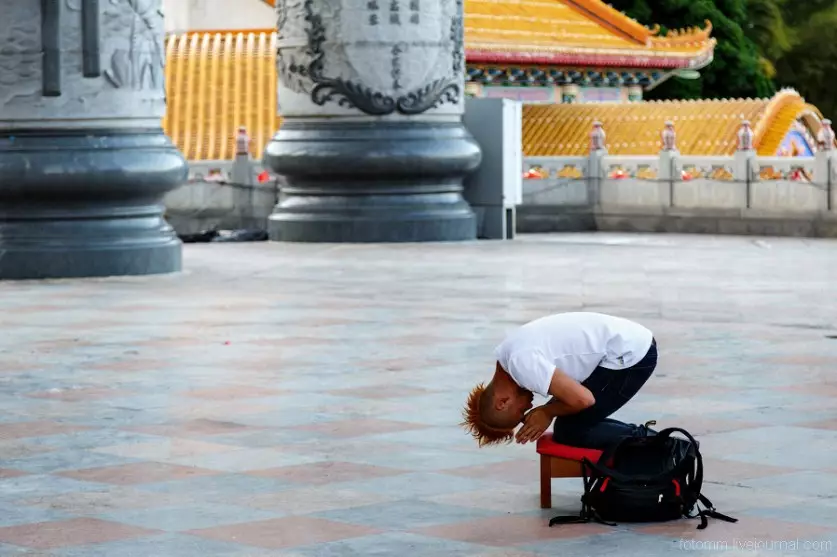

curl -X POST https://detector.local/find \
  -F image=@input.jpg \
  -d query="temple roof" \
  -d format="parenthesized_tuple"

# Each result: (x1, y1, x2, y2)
(163, 28, 794, 163)
(523, 89, 827, 157)
(162, 17, 713, 161)
(257, 0, 715, 68)
(465, 0, 715, 68)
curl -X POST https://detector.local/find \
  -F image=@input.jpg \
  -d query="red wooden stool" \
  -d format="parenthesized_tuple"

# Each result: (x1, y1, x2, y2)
(537, 433, 603, 509)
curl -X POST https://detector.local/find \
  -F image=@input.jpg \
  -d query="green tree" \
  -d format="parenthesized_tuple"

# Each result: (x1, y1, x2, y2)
(607, 0, 774, 100)
(742, 0, 793, 75)
(772, 3, 837, 119)
(777, 0, 834, 26)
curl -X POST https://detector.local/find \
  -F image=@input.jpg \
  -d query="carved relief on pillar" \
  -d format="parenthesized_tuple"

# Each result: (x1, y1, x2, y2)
(0, 0, 166, 128)
(275, 0, 464, 118)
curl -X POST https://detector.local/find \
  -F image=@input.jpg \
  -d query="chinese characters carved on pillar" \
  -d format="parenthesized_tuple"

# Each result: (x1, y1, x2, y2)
(368, 1, 420, 27)
(367, 0, 379, 25)
(409, 0, 420, 24)
(389, 0, 399, 25)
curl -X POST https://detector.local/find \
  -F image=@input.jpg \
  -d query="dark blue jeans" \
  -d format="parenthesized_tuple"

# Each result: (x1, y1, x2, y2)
(551, 339, 657, 449)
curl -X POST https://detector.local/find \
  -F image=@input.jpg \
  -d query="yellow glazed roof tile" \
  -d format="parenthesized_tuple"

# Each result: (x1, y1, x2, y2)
(465, 0, 714, 67)
(522, 90, 825, 157)
(163, 30, 279, 162)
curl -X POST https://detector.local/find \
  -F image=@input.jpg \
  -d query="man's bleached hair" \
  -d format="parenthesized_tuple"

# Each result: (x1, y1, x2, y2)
(460, 382, 515, 447)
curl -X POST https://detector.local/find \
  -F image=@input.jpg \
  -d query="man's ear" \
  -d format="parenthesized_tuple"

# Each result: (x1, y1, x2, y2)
(494, 393, 512, 411)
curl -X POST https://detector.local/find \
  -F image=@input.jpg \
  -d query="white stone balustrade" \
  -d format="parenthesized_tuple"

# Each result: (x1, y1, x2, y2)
(518, 120, 837, 237)
(522, 156, 589, 205)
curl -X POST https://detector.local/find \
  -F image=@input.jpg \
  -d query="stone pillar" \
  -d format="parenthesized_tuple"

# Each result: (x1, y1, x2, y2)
(0, 0, 186, 280)
(264, 0, 482, 242)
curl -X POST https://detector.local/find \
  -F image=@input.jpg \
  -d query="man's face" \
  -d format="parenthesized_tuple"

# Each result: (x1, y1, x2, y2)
(513, 387, 535, 423)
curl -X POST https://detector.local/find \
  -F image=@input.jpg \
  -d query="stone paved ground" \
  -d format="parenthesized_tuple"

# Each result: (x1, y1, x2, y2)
(0, 232, 836, 556)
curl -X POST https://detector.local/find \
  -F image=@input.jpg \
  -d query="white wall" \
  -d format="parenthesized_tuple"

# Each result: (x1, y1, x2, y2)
(164, 0, 274, 33)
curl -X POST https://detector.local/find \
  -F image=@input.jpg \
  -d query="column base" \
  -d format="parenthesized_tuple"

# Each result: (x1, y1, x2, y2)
(0, 240, 182, 281)
(0, 129, 187, 280)
(264, 121, 482, 243)
(267, 190, 477, 243)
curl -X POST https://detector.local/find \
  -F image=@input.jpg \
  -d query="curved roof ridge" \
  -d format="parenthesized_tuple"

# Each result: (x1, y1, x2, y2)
(562, 0, 651, 43)
(753, 89, 804, 141)
(753, 89, 823, 155)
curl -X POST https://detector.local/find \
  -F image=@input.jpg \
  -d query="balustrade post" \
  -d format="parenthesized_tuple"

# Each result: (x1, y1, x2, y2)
(231, 126, 255, 187)
(587, 121, 607, 206)
(815, 119, 836, 211)
(235, 126, 251, 159)
(735, 120, 756, 208)
(658, 121, 678, 207)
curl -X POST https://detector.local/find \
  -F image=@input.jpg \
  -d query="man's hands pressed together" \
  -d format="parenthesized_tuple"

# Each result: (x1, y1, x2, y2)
(513, 368, 598, 444)
(515, 406, 552, 444)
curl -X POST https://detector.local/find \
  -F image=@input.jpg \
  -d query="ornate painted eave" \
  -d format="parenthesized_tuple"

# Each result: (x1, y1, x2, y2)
(465, 65, 663, 88)
(465, 48, 714, 69)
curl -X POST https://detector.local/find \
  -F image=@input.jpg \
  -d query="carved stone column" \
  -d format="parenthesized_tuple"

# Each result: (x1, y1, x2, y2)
(265, 0, 482, 242)
(0, 0, 186, 279)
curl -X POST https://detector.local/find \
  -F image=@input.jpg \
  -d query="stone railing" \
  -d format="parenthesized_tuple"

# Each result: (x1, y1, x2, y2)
(163, 127, 280, 235)
(519, 120, 837, 237)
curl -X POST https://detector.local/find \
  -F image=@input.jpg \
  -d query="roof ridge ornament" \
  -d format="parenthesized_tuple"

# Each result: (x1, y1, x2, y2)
(651, 19, 713, 44)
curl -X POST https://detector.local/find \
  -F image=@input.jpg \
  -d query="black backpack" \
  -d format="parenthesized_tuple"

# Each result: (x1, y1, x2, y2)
(548, 427, 737, 530)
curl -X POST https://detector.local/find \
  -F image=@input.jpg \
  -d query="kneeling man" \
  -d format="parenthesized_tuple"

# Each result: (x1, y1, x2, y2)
(462, 312, 657, 448)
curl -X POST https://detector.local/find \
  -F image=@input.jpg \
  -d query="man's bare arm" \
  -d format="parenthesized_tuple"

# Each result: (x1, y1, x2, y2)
(515, 371, 596, 444)
(545, 367, 595, 415)
(535, 397, 589, 419)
